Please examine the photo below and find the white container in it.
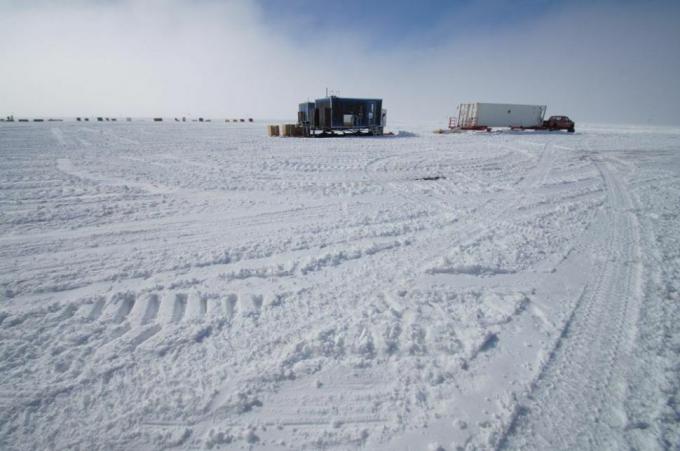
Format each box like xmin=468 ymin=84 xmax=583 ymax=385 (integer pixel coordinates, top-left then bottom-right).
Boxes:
xmin=456 ymin=103 xmax=546 ymax=128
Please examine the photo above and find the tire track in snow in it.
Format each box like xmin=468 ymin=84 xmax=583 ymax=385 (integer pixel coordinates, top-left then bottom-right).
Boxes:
xmin=224 ymin=141 xmax=562 ymax=446
xmin=498 ymin=155 xmax=643 ymax=450
xmin=410 ymin=140 xmax=557 ymax=274
xmin=4 ymin=124 xmax=651 ymax=450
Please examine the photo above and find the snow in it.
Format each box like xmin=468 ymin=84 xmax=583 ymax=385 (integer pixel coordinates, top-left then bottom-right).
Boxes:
xmin=1 ymin=121 xmax=679 ymax=450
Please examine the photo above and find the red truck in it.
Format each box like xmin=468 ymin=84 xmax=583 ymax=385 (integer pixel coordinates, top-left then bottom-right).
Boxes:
xmin=509 ymin=115 xmax=575 ymax=132
xmin=543 ymin=115 xmax=575 ymax=132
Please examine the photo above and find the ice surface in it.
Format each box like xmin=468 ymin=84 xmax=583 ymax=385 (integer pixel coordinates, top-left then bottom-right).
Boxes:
xmin=0 ymin=121 xmax=679 ymax=450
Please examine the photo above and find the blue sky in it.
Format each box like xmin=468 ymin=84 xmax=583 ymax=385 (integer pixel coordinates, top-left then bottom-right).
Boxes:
xmin=1 ymin=0 xmax=679 ymax=124
xmin=257 ymin=0 xmax=556 ymax=49
xmin=255 ymin=0 xmax=645 ymax=50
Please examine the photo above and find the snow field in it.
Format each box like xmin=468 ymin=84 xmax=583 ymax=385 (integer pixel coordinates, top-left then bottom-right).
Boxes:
xmin=1 ymin=122 xmax=679 ymax=450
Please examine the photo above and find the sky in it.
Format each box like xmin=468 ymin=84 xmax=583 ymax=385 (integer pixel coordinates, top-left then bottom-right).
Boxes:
xmin=1 ymin=0 xmax=679 ymax=125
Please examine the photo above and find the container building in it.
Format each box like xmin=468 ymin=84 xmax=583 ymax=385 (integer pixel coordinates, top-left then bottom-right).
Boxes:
xmin=298 ymin=96 xmax=385 ymax=136
xmin=452 ymin=103 xmax=547 ymax=130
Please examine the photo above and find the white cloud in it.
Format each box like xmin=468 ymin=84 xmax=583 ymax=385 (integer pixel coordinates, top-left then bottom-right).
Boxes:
xmin=0 ymin=0 xmax=678 ymax=124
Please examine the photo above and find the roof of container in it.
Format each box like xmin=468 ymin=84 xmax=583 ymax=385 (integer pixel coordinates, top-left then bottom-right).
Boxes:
xmin=461 ymin=102 xmax=546 ymax=107
xmin=316 ymin=96 xmax=382 ymax=102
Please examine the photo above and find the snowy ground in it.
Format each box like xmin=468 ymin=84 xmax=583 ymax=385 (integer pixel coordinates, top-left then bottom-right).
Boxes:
xmin=1 ymin=121 xmax=679 ymax=450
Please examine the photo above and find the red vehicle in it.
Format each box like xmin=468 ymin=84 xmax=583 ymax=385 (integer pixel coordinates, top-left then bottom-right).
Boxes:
xmin=543 ymin=115 xmax=575 ymax=132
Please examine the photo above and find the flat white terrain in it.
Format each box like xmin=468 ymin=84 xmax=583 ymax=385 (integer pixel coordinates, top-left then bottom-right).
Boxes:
xmin=1 ymin=121 xmax=678 ymax=450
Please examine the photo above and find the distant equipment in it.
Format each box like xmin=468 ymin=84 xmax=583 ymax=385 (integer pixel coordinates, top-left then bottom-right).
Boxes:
xmin=153 ymin=117 xmax=163 ymax=122
xmin=297 ymin=96 xmax=385 ymax=137
xmin=449 ymin=103 xmax=574 ymax=132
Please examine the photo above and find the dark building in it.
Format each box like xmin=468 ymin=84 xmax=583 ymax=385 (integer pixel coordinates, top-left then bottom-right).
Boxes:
xmin=298 ymin=96 xmax=385 ymax=136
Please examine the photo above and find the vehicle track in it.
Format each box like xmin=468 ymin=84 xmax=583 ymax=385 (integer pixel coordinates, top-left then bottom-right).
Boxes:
xmin=498 ymin=155 xmax=643 ymax=450
xmin=4 ymin=124 xmax=669 ymax=450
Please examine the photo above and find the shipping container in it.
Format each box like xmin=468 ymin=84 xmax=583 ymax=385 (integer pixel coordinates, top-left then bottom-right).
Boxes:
xmin=456 ymin=103 xmax=547 ymax=129
xmin=298 ymin=96 xmax=384 ymax=136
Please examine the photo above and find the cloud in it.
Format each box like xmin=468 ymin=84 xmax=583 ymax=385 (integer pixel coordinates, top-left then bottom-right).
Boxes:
xmin=0 ymin=0 xmax=678 ymax=125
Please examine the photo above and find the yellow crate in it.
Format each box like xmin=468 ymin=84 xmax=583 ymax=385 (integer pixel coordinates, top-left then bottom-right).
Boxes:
xmin=267 ymin=125 xmax=280 ymax=137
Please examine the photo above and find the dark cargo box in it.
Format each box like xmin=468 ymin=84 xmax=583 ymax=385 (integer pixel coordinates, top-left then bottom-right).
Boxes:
xmin=297 ymin=96 xmax=384 ymax=137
